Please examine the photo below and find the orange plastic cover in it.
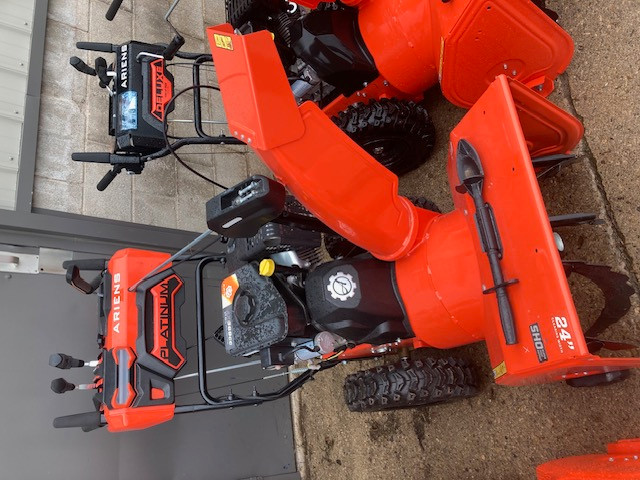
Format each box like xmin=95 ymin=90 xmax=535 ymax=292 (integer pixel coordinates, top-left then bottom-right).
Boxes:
xmin=537 ymin=439 xmax=640 ymax=480
xmin=440 ymin=0 xmax=574 ymax=107
xmin=449 ymin=75 xmax=640 ymax=385
xmin=106 ymin=248 xmax=170 ymax=352
xmin=207 ymin=25 xmax=425 ymax=261
xmin=105 ymin=404 xmax=175 ymax=433
xmin=105 ymin=249 xmax=176 ymax=431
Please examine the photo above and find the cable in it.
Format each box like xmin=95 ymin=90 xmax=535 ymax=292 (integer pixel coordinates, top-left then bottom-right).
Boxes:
xmin=166 ymin=62 xmax=216 ymax=72
xmin=174 ymin=358 xmax=340 ymax=400
xmin=186 ymin=337 xmax=216 ymax=351
xmin=283 ymin=344 xmax=320 ymax=359
xmin=170 ymin=236 xmax=224 ymax=271
xmin=162 ymin=84 xmax=229 ymax=190
xmin=174 ymin=375 xmax=270 ymax=399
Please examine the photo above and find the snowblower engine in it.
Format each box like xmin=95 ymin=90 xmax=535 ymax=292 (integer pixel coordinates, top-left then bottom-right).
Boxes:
xmin=209 ymin=175 xmax=415 ymax=369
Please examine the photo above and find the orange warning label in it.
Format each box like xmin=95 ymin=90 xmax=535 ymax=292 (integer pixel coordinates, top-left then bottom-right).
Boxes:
xmin=221 ymin=274 xmax=239 ymax=308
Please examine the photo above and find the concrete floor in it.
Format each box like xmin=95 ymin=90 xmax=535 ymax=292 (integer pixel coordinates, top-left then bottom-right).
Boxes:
xmin=36 ymin=0 xmax=268 ymax=232
xmin=292 ymin=1 xmax=640 ymax=479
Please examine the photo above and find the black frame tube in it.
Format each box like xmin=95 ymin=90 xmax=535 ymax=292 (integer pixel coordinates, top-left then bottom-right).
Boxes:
xmin=192 ymin=55 xmax=214 ymax=139
xmin=188 ymin=256 xmax=337 ymax=410
xmin=144 ymin=135 xmax=243 ymax=161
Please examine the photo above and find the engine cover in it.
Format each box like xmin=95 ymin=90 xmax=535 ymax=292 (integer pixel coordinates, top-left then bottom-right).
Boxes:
xmin=290 ymin=9 xmax=378 ymax=96
xmin=305 ymin=257 xmax=413 ymax=345
xmin=221 ymin=263 xmax=290 ymax=356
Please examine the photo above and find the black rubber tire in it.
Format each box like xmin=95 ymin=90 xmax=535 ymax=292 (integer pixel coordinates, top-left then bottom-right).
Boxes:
xmin=344 ymin=357 xmax=477 ymax=413
xmin=333 ymin=99 xmax=436 ymax=176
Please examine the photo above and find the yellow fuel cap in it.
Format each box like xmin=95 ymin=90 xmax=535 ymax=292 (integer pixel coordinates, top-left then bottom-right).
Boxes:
xmin=259 ymin=259 xmax=276 ymax=277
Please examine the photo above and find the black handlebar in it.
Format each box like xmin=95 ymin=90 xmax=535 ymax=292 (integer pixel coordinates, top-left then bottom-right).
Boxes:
xmin=71 ymin=152 xmax=111 ymax=164
xmin=51 ymin=378 xmax=76 ymax=394
xmin=72 ymin=152 xmax=144 ymax=165
xmin=62 ymin=259 xmax=107 ymax=271
xmin=53 ymin=411 xmax=103 ymax=430
xmin=72 ymin=152 xmax=145 ymax=190
xmin=63 ymin=258 xmax=105 ymax=294
xmin=105 ymin=0 xmax=124 ymax=21
xmin=163 ymin=34 xmax=186 ymax=60
xmin=49 ymin=353 xmax=85 ymax=370
xmin=69 ymin=56 xmax=96 ymax=76
xmin=97 ymin=168 xmax=121 ymax=192
xmin=65 ymin=266 xmax=104 ymax=294
xmin=76 ymin=41 xmax=116 ymax=53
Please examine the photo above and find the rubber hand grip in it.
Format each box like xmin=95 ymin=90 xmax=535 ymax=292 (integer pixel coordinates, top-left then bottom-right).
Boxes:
xmin=163 ymin=34 xmax=185 ymax=60
xmin=76 ymin=42 xmax=115 ymax=53
xmin=53 ymin=411 xmax=102 ymax=429
xmin=69 ymin=57 xmax=96 ymax=76
xmin=82 ymin=424 xmax=102 ymax=433
xmin=105 ymin=0 xmax=124 ymax=21
xmin=51 ymin=378 xmax=75 ymax=394
xmin=66 ymin=265 xmax=102 ymax=294
xmin=61 ymin=259 xmax=106 ymax=271
xmin=97 ymin=169 xmax=119 ymax=191
xmin=49 ymin=354 xmax=84 ymax=369
xmin=72 ymin=152 xmax=111 ymax=164
xmin=94 ymin=57 xmax=110 ymax=87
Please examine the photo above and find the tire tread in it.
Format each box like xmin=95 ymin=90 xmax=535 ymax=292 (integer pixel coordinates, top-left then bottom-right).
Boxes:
xmin=344 ymin=357 xmax=477 ymax=412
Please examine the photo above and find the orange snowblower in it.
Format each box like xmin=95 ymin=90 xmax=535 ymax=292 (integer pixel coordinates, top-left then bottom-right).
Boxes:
xmin=49 ymin=9 xmax=638 ymax=434
xmin=538 ymin=438 xmax=640 ymax=480
xmin=207 ymin=23 xmax=640 ymax=394
xmin=225 ymin=0 xmax=575 ymax=174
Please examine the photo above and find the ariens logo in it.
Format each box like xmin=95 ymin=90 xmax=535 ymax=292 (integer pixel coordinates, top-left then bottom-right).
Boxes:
xmin=120 ymin=45 xmax=128 ymax=89
xmin=112 ymin=273 xmax=122 ymax=334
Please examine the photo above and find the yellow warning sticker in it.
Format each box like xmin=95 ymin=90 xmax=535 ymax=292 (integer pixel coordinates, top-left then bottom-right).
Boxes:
xmin=214 ymin=34 xmax=234 ymax=51
xmin=493 ymin=361 xmax=507 ymax=379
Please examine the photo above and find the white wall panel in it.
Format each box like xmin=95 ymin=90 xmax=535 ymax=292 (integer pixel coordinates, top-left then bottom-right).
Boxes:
xmin=0 ymin=0 xmax=36 ymax=210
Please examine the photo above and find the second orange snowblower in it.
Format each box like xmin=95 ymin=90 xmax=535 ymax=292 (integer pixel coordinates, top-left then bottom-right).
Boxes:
xmin=224 ymin=0 xmax=575 ymax=175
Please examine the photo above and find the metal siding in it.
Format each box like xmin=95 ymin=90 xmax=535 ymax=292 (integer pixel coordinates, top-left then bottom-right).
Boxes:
xmin=0 ymin=0 xmax=35 ymax=210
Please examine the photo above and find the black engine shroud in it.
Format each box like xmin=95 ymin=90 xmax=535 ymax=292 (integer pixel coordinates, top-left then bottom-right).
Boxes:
xmin=305 ymin=257 xmax=413 ymax=345
xmin=290 ymin=8 xmax=378 ymax=96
